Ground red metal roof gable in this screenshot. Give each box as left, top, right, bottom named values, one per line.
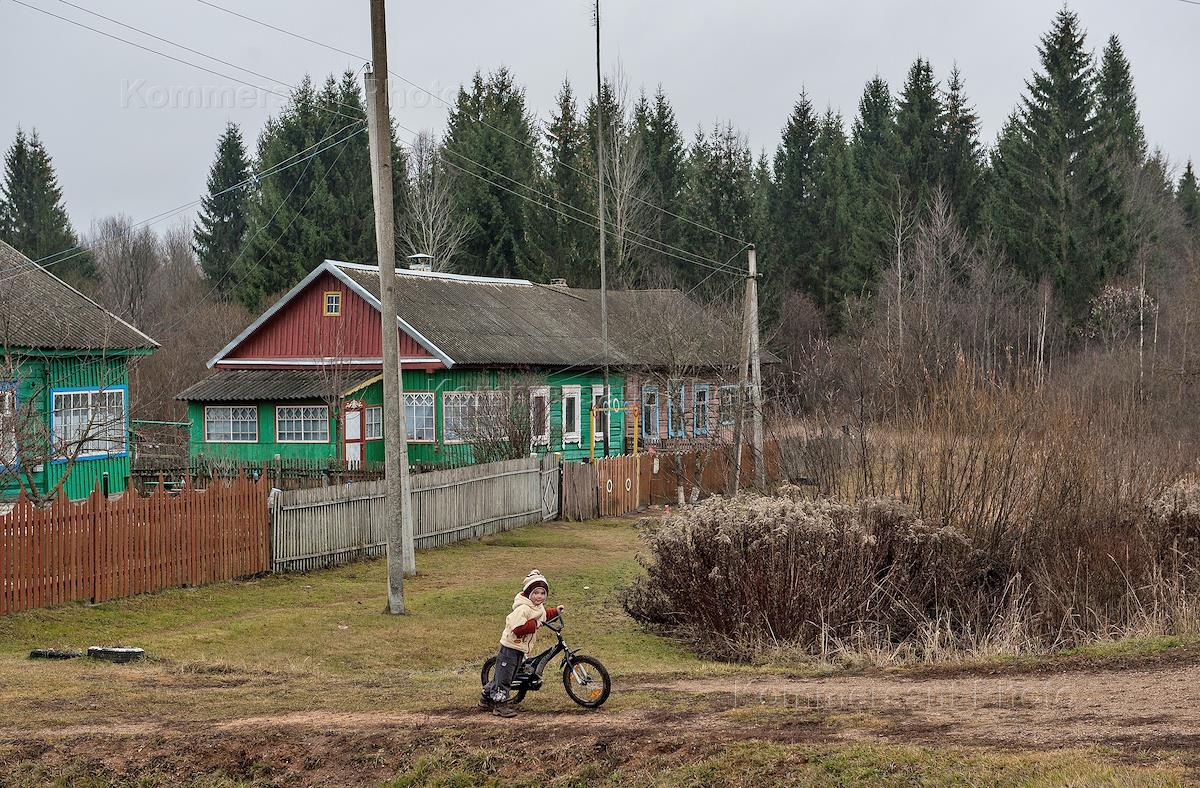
left=220, top=271, right=439, bottom=369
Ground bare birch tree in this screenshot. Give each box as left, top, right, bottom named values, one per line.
left=400, top=131, right=472, bottom=272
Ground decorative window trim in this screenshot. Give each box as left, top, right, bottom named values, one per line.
left=275, top=404, right=330, bottom=443
left=719, top=384, right=739, bottom=426
left=323, top=290, right=342, bottom=316
left=403, top=391, right=436, bottom=443
left=667, top=379, right=687, bottom=438
left=693, top=384, right=711, bottom=436
left=0, top=381, right=17, bottom=469
left=591, top=387, right=609, bottom=444
left=443, top=390, right=508, bottom=444
left=641, top=384, right=660, bottom=440
left=204, top=404, right=259, bottom=443
left=561, top=385, right=582, bottom=445
left=530, top=386, right=550, bottom=446
left=364, top=405, right=383, bottom=440
left=50, top=386, right=129, bottom=461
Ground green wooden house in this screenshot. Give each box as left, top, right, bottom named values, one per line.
left=0, top=240, right=158, bottom=500
left=178, top=260, right=736, bottom=469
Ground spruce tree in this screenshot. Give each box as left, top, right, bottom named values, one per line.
left=678, top=122, right=755, bottom=294
left=941, top=66, right=985, bottom=234
left=235, top=72, right=404, bottom=310
left=193, top=122, right=250, bottom=296
left=1095, top=35, right=1147, bottom=167
left=847, top=76, right=897, bottom=294
left=892, top=57, right=945, bottom=216
left=633, top=86, right=688, bottom=282
left=1180, top=161, right=1200, bottom=230
left=0, top=128, right=93, bottom=282
left=443, top=68, right=542, bottom=280
left=531, top=79, right=594, bottom=286
left=811, top=110, right=855, bottom=311
left=986, top=8, right=1121, bottom=318
left=768, top=91, right=821, bottom=300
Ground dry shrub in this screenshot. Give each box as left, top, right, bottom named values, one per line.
left=630, top=365, right=1200, bottom=662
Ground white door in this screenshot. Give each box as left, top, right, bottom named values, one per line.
left=345, top=409, right=362, bottom=465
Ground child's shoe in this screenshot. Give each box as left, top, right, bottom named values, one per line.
left=492, top=703, right=517, bottom=718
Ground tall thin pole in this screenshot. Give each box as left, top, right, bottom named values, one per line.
left=748, top=247, right=765, bottom=489
left=729, top=248, right=753, bottom=496
left=595, top=0, right=610, bottom=457
left=366, top=0, right=415, bottom=614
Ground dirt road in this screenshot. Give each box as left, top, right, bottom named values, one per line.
left=4, top=651, right=1199, bottom=786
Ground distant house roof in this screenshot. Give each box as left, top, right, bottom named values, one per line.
left=209, top=260, right=747, bottom=370
left=177, top=367, right=379, bottom=402
left=0, top=240, right=158, bottom=352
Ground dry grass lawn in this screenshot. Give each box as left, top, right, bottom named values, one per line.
left=0, top=516, right=1197, bottom=786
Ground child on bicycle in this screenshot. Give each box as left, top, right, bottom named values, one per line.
left=480, top=569, right=564, bottom=717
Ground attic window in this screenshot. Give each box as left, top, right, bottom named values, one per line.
left=323, top=290, right=342, bottom=316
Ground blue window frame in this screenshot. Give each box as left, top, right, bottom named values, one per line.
left=640, top=385, right=659, bottom=439
left=693, top=384, right=711, bottom=436
left=49, top=385, right=129, bottom=462
left=667, top=380, right=686, bottom=438
left=719, top=384, right=739, bottom=426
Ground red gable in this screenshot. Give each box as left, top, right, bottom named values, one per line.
left=219, top=271, right=440, bottom=369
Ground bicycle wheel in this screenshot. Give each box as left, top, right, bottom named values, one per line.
left=480, top=656, right=527, bottom=704
left=562, top=655, right=610, bottom=708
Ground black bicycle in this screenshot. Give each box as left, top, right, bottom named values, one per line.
left=480, top=615, right=611, bottom=708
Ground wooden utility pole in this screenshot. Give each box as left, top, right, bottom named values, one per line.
left=729, top=245, right=764, bottom=494
left=748, top=247, right=765, bottom=489
left=366, top=0, right=415, bottom=614
left=595, top=0, right=611, bottom=458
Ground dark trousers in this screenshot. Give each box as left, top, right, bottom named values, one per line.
left=482, top=645, right=524, bottom=704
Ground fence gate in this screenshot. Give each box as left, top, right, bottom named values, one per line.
left=540, top=452, right=560, bottom=521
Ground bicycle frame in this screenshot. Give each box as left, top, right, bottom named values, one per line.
left=507, top=620, right=579, bottom=692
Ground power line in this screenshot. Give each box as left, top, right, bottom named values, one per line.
left=22, top=0, right=741, bottom=280
left=11, top=0, right=365, bottom=124
left=191, top=0, right=753, bottom=249
left=5, top=121, right=367, bottom=282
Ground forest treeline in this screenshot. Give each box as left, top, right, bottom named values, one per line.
left=1, top=7, right=1199, bottom=420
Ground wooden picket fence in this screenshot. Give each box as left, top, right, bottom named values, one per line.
left=561, top=442, right=783, bottom=521
left=0, top=476, right=270, bottom=615
left=270, top=454, right=560, bottom=572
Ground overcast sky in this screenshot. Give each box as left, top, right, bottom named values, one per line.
left=1, top=0, right=1197, bottom=236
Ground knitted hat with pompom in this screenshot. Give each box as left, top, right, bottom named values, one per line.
left=521, top=569, right=548, bottom=596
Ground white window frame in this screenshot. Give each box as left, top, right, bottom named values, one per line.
left=719, top=384, right=739, bottom=426
left=51, top=387, right=128, bottom=460
left=404, top=392, right=436, bottom=443
left=641, top=385, right=660, bottom=440
left=443, top=390, right=508, bottom=444
left=694, top=384, right=711, bottom=436
left=592, top=387, right=609, bottom=444
left=0, top=383, right=16, bottom=467
left=204, top=405, right=259, bottom=443
left=667, top=379, right=687, bottom=438
left=561, top=385, right=582, bottom=445
left=275, top=405, right=330, bottom=443
left=364, top=405, right=383, bottom=440
left=530, top=386, right=550, bottom=446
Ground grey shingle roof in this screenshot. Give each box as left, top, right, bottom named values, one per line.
left=177, top=367, right=380, bottom=402
left=0, top=240, right=158, bottom=351
left=335, top=264, right=745, bottom=369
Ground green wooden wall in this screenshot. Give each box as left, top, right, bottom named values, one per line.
left=188, top=367, right=627, bottom=467
left=3, top=353, right=135, bottom=501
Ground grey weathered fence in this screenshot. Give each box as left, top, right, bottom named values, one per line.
left=269, top=454, right=560, bottom=572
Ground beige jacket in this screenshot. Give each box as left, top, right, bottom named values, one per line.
left=498, top=593, right=550, bottom=654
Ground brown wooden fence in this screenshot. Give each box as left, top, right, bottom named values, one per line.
left=0, top=476, right=270, bottom=615
left=562, top=442, right=782, bottom=520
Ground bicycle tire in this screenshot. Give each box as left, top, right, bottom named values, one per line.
left=562, top=655, right=610, bottom=708
left=480, top=655, right=526, bottom=704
